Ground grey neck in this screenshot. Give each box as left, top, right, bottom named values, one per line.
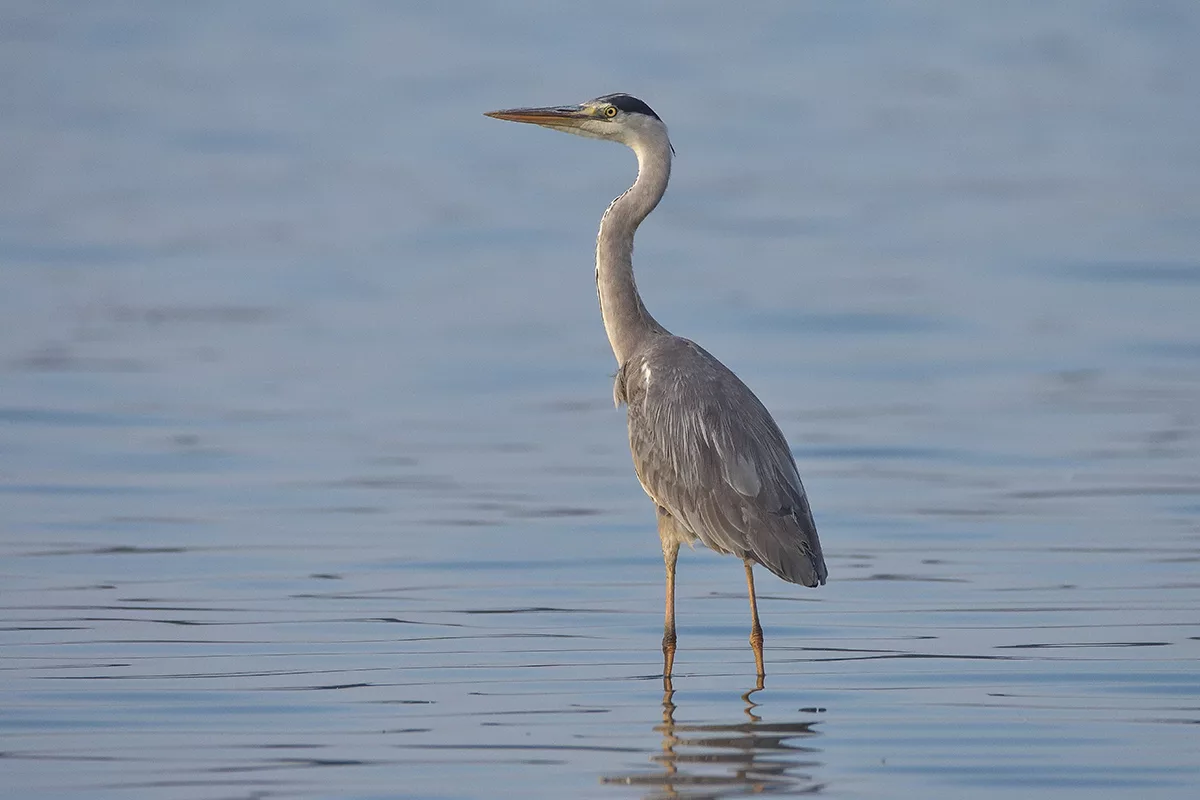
left=595, top=137, right=672, bottom=366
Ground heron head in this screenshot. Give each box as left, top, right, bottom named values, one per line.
left=485, top=93, right=671, bottom=153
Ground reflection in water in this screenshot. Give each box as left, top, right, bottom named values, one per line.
left=603, top=679, right=824, bottom=798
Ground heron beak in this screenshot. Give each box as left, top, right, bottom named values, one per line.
left=484, top=104, right=596, bottom=131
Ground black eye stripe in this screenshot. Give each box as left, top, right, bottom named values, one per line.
left=591, top=93, right=661, bottom=121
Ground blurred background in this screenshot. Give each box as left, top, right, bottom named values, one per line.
left=2, top=3, right=1198, bottom=798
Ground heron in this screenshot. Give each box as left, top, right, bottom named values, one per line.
left=486, top=93, right=826, bottom=678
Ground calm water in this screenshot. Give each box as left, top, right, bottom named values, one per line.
left=3, top=3, right=1199, bottom=798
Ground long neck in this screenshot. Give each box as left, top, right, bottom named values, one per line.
left=596, top=136, right=671, bottom=365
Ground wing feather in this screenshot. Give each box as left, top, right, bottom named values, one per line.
left=621, top=336, right=827, bottom=587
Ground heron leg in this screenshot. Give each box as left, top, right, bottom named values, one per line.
left=744, top=559, right=765, bottom=676
left=662, top=538, right=679, bottom=679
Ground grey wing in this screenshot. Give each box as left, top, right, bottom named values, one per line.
left=621, top=337, right=827, bottom=587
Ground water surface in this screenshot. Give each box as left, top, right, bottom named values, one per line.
left=2, top=3, right=1199, bottom=798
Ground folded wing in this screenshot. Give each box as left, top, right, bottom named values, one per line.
left=619, top=336, right=827, bottom=587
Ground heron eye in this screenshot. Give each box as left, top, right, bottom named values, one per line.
left=604, top=106, right=618, bottom=118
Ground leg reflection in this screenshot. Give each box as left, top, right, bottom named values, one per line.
left=601, top=679, right=826, bottom=796
left=741, top=673, right=765, bottom=722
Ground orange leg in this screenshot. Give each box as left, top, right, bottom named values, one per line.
left=744, top=559, right=765, bottom=676
left=662, top=540, right=679, bottom=679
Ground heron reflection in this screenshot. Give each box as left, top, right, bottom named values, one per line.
left=602, top=678, right=825, bottom=797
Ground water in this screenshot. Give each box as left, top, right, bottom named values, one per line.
left=3, top=3, right=1199, bottom=798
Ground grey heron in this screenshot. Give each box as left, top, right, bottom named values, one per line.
left=486, top=93, right=826, bottom=677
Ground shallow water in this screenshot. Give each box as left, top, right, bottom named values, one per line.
left=3, top=3, right=1199, bottom=798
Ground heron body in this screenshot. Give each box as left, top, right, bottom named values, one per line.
left=486, top=93, right=826, bottom=677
